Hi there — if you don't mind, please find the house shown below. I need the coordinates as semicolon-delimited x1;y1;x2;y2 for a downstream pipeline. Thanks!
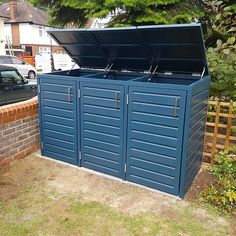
91;17;111;29
0;15;9;55
0;0;62;56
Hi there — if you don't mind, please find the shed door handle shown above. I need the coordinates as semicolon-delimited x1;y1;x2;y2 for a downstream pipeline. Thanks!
115;92;119;110
68;88;72;102
174;98;178;117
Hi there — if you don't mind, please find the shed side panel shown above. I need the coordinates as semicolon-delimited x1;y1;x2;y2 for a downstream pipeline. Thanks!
180;77;210;198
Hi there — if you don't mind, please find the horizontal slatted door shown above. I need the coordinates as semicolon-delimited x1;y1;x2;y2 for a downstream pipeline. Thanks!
80;82;125;178
126;86;186;196
40;78;78;165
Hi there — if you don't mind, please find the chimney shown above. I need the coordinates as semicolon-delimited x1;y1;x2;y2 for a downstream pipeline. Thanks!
9;0;17;20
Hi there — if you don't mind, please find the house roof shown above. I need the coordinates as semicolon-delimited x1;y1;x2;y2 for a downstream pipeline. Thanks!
0;1;49;26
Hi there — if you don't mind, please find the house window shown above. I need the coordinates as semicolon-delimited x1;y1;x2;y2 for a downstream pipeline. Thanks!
38;26;54;38
39;47;51;54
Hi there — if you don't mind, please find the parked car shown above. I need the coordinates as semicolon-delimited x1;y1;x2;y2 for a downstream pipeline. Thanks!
0;65;37;106
0;55;37;79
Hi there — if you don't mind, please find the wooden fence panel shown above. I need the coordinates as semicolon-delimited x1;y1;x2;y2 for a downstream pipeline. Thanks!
203;100;236;163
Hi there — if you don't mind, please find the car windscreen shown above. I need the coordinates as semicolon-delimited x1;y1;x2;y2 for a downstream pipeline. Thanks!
0;70;22;83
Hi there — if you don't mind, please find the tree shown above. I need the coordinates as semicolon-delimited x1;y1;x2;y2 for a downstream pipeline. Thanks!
29;0;87;27
0;0;7;5
204;0;236;101
30;0;235;101
31;0;203;27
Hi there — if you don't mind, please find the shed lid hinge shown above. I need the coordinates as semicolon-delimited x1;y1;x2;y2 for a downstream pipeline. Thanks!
147;59;156;74
78;88;80;99
147;64;158;81
79;151;82;160
126;94;129;105
147;64;153;74
200;67;206;79
192;66;206;78
103;62;114;79
124;163;127;173
152;64;159;75
67;58;79;75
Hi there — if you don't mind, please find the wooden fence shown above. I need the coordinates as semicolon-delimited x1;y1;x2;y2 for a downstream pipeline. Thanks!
203;100;236;163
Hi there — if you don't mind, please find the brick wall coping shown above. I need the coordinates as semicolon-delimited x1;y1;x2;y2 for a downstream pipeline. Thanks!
0;97;38;125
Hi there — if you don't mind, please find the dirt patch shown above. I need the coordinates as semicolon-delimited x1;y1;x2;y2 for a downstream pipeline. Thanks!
0;165;21;201
184;169;218;202
0;152;235;235
0;153;64;203
46;164;180;216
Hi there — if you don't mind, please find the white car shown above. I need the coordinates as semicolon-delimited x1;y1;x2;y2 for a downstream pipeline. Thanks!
0;55;37;79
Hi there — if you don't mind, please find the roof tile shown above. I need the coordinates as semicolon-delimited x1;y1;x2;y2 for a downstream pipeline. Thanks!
0;1;49;26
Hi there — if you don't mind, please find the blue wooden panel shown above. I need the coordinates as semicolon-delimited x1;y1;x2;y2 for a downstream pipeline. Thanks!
130;112;179;128
44;136;75;150
131;103;181;117
84;137;120;154
130;140;178;158
83;105;121;118
126;86;186;195
179;77;210;198
130;92;182;106
131;130;178;148
130;121;178;138
83;113;121;127
191;89;209;107
44;129;75;143
129;148;177;168
83;87;121;98
42;99;75;110
83;97;120;108
80;82;125;178
44;122;75;135
84;146;119;162
129;157;176;177
84;121;120;136
43;106;74;119
44;114;74;127
84;130;120;145
40;77;78;165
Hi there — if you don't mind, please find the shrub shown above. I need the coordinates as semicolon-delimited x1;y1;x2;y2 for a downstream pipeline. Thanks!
208;41;236;101
201;147;236;213
204;0;236;101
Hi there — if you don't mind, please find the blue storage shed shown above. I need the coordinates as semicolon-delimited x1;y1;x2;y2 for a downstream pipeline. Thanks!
38;24;210;198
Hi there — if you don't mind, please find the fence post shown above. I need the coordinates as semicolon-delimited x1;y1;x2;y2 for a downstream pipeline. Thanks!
211;101;220;163
225;100;233;148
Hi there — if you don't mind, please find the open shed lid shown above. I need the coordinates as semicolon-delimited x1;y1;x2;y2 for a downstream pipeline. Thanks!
48;23;208;76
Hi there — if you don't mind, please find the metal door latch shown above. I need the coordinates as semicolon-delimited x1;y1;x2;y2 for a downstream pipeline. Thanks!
115;92;119;110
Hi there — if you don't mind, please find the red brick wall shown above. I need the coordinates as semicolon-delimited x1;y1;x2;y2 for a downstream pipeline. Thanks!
0;97;39;165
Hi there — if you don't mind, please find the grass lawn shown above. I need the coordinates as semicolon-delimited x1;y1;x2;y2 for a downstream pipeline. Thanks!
0;153;235;236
